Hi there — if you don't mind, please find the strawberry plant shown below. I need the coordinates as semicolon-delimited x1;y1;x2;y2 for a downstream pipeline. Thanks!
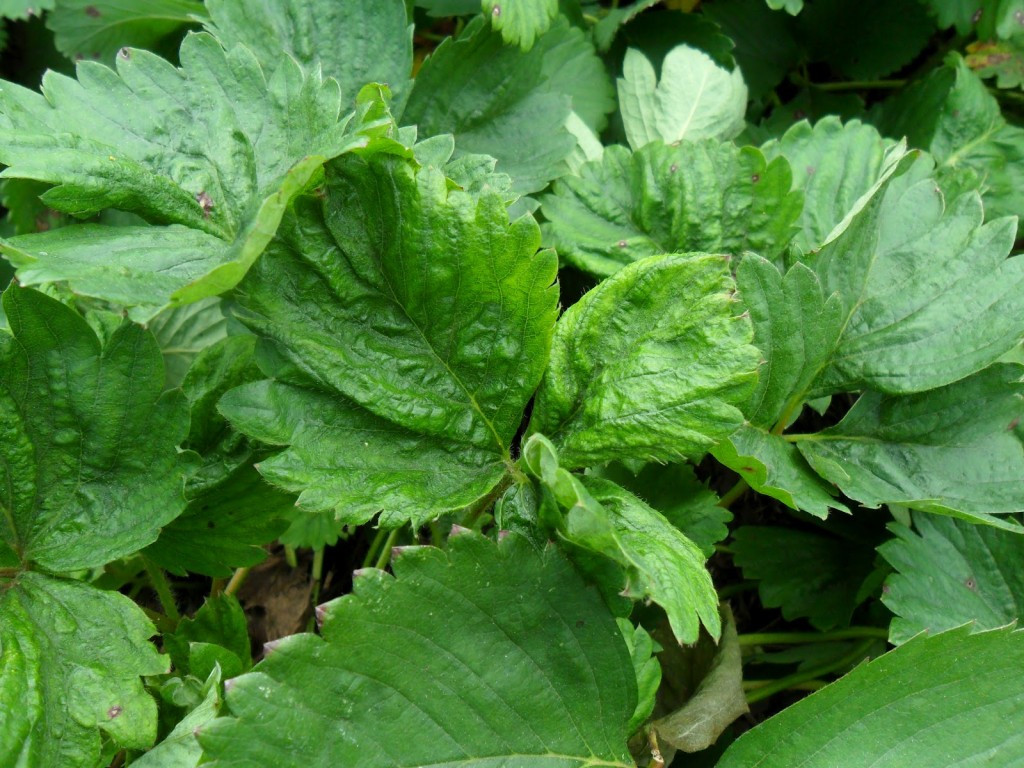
0;0;1023;766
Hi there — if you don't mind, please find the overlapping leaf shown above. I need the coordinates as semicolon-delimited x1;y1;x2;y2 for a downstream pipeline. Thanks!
718;625;1024;767
540;142;801;278
0;31;391;321
483;0;558;50
220;152;558;528
530;253;759;468
880;514;1024;644
198;533;640;768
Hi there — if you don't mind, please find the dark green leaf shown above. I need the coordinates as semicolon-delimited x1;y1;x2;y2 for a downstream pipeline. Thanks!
145;297;229;390
879;514;1024;644
199;532;639;767
718;625;1024;767
531;253;759;468
164;594;251;677
703;0;801;98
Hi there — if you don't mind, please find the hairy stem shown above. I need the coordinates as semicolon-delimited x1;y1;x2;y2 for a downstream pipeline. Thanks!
718;478;749;509
144;559;180;625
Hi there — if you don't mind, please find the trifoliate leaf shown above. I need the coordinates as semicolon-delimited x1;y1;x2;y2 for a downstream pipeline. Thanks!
47;0;206;65
731;526;880;630
0;33;390;321
652;605;747;754
876;54;1024;220
540;142;801;278
0;285;190;572
0;573;168;768
761;118;905;253
880;514;1024;644
717;625;1024;767
204;0;412;108
198;532;639;767
220;152;558;528
403;17;596;194
712;425;849;519
483;0;558;50
531;253;759;469
617;45;748;150
806;154;1024;394
797;365;1024;529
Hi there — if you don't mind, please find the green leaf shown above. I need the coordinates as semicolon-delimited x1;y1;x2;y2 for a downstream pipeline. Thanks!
403;17;591;194
164;595;251;677
796;365;1024;528
199;532;638;767
922;0;1024;35
717;625;1024;767
534;17;616;133
617;45;748;150
540;142;801;278
483;0;558;50
204;0;412;108
761;118;905;253
879;514;1024;644
592;0;661;51
0;0;54;19
876;54;1024;220
0;33;388;321
767;0;802;11
47;0;206;64
731;526;879;630
531;253;759;469
652;605;747;754
965;37;1024;89
619;619;662;735
0;573;169;768
0;285;191;572
220;152;558;528
146;297;229;390
712;425;849;519
130;680;219;768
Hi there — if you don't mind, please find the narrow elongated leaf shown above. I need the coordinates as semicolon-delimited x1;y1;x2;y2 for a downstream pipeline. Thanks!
797;364;1024;528
531;253;759;469
221;152;558;527
483;0;558;50
0;33;387;320
717;625;1024;767
403;17;590;194
880;514;1024;644
0;286;190;572
540;142;801;278
618;45;747;150
198;533;639;768
0;573;168;768
47;0;206;64
204;0;412;107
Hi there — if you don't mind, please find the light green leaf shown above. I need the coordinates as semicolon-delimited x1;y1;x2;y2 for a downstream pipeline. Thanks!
483;0;558;50
403;17;591;194
880;514;1024;644
619;619;662;736
762;118;905;253
965;37;1024;89
652;605;747;754
617;45;747;150
540;142;801;278
0;285;191;572
767;0;802;11
0;33;389;321
922;0;1024;36
221;152;557;527
712;425;849;519
47;0;206;64
535;18;616;133
737;255;843;426
797;365;1024;528
204;0;412;108
806;154;1024;394
0;573;169;768
731;526;879;630
877;54;1024;220
0;0;54;19
130;680;219;768
717;625;1024;767
198;532;638;767
531;253;759;469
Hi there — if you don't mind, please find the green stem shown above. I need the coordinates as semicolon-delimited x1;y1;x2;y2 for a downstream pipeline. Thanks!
374;529;401;571
745;637;878;704
738;627;889;646
144;559;180;625
744;679;827;692
224;566;251;597
0;567;20;578
140;606;175;634
209;577;225;597
718;478;749;509
462;472;514;530
717;580;757;600
796;77;906;92
311;547;325;607
284;545;298;569
362;527;389;569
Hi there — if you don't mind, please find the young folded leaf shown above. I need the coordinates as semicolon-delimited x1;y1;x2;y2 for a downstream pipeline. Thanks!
220;151;558;528
530;253;759;468
198;532;642;768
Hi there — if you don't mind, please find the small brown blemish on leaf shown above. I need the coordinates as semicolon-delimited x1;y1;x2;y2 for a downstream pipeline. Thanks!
669;164;679;173
492;4;501;16
1009;418;1020;431
575;619;585;628
806;165;816;176
195;191;214;217
793;109;807;120
972;8;983;23
751;173;760;183
741;466;754;473
118;47;131;60
84;5;100;17
881;583;891;594
617;240;628;248
108;705;123;719
965;577;978;591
